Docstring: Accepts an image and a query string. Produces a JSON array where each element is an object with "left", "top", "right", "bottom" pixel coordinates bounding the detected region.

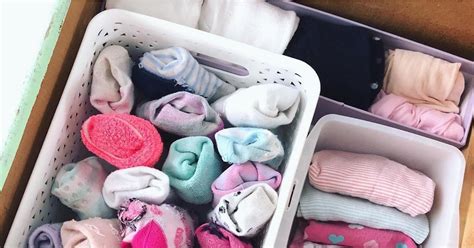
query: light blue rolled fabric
[
  {"left": 139, "top": 46, "right": 236, "bottom": 101},
  {"left": 215, "top": 127, "right": 284, "bottom": 169},
  {"left": 297, "top": 183, "right": 430, "bottom": 244},
  {"left": 51, "top": 157, "right": 115, "bottom": 219},
  {"left": 162, "top": 136, "right": 222, "bottom": 204}
]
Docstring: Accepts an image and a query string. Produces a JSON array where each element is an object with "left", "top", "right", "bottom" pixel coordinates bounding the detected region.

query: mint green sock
[{"left": 162, "top": 136, "right": 222, "bottom": 204}]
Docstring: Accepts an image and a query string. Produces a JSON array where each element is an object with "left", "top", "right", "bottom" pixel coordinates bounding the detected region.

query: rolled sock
[
  {"left": 383, "top": 49, "right": 465, "bottom": 113},
  {"left": 60, "top": 218, "right": 121, "bottom": 248},
  {"left": 297, "top": 185, "right": 429, "bottom": 244},
  {"left": 81, "top": 114, "right": 163, "bottom": 169},
  {"left": 196, "top": 223, "right": 252, "bottom": 248},
  {"left": 139, "top": 47, "right": 236, "bottom": 101},
  {"left": 309, "top": 150, "right": 435, "bottom": 216},
  {"left": 131, "top": 64, "right": 187, "bottom": 99},
  {"left": 91, "top": 45, "right": 134, "bottom": 114},
  {"left": 102, "top": 166, "right": 170, "bottom": 209},
  {"left": 212, "top": 84, "right": 300, "bottom": 129},
  {"left": 211, "top": 161, "right": 281, "bottom": 207},
  {"left": 215, "top": 127, "right": 284, "bottom": 169},
  {"left": 304, "top": 220, "right": 417, "bottom": 248},
  {"left": 370, "top": 91, "right": 464, "bottom": 141},
  {"left": 105, "top": 0, "right": 202, "bottom": 28},
  {"left": 28, "top": 223, "right": 62, "bottom": 248},
  {"left": 284, "top": 16, "right": 385, "bottom": 110},
  {"left": 162, "top": 136, "right": 221, "bottom": 204},
  {"left": 209, "top": 183, "right": 278, "bottom": 237},
  {"left": 51, "top": 157, "right": 114, "bottom": 219},
  {"left": 118, "top": 199, "right": 194, "bottom": 247},
  {"left": 136, "top": 91, "right": 224, "bottom": 137},
  {"left": 198, "top": 0, "right": 299, "bottom": 54}
]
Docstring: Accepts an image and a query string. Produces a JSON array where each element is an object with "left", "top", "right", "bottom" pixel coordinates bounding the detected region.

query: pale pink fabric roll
[
  {"left": 383, "top": 49, "right": 465, "bottom": 113},
  {"left": 370, "top": 91, "right": 464, "bottom": 141},
  {"left": 308, "top": 150, "right": 435, "bottom": 217},
  {"left": 60, "top": 218, "right": 121, "bottom": 248}
]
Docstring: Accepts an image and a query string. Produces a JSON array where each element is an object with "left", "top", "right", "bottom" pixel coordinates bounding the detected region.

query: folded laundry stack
[
  {"left": 295, "top": 150, "right": 435, "bottom": 247},
  {"left": 370, "top": 49, "right": 466, "bottom": 141}
]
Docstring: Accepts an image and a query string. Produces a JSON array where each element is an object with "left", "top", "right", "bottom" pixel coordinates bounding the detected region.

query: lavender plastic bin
[{"left": 271, "top": 1, "right": 474, "bottom": 148}]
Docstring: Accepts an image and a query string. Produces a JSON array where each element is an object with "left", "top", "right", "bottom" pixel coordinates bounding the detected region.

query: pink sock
[
  {"left": 309, "top": 150, "right": 435, "bottom": 217},
  {"left": 196, "top": 223, "right": 252, "bottom": 248},
  {"left": 81, "top": 114, "right": 163, "bottom": 169},
  {"left": 211, "top": 162, "right": 282, "bottom": 206},
  {"left": 304, "top": 220, "right": 417, "bottom": 248}
]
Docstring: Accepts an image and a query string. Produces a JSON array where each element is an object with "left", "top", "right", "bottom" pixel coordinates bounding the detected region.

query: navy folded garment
[
  {"left": 284, "top": 16, "right": 385, "bottom": 110},
  {"left": 131, "top": 64, "right": 187, "bottom": 100}
]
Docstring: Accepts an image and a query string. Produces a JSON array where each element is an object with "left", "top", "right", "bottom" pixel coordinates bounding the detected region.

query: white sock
[
  {"left": 102, "top": 166, "right": 170, "bottom": 209},
  {"left": 209, "top": 183, "right": 278, "bottom": 237}
]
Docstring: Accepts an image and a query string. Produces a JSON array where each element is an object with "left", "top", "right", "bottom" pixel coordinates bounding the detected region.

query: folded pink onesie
[
  {"left": 370, "top": 91, "right": 464, "bottom": 141},
  {"left": 309, "top": 150, "right": 435, "bottom": 217}
]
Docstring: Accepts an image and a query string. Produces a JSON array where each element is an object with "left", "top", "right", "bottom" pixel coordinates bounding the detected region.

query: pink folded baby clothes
[
  {"left": 304, "top": 220, "right": 417, "bottom": 248},
  {"left": 91, "top": 45, "right": 134, "bottom": 114},
  {"left": 196, "top": 223, "right": 252, "bottom": 248},
  {"left": 289, "top": 220, "right": 344, "bottom": 248},
  {"left": 211, "top": 162, "right": 282, "bottom": 207},
  {"left": 383, "top": 49, "right": 465, "bottom": 113},
  {"left": 118, "top": 199, "right": 194, "bottom": 247},
  {"left": 81, "top": 114, "right": 163, "bottom": 169},
  {"left": 309, "top": 150, "right": 435, "bottom": 217},
  {"left": 136, "top": 91, "right": 224, "bottom": 137},
  {"left": 370, "top": 91, "right": 464, "bottom": 141},
  {"left": 60, "top": 218, "right": 121, "bottom": 248}
]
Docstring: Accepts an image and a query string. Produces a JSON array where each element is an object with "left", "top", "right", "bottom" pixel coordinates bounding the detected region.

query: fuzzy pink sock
[
  {"left": 309, "top": 150, "right": 435, "bottom": 217},
  {"left": 211, "top": 162, "right": 281, "bottom": 207},
  {"left": 81, "top": 114, "right": 163, "bottom": 169},
  {"left": 304, "top": 220, "right": 417, "bottom": 248}
]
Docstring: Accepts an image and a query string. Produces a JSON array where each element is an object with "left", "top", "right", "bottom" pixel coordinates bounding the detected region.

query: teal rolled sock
[
  {"left": 298, "top": 183, "right": 430, "bottom": 244},
  {"left": 162, "top": 136, "right": 222, "bottom": 204}
]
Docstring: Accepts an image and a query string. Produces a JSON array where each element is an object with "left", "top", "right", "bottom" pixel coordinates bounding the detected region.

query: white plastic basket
[
  {"left": 278, "top": 114, "right": 466, "bottom": 248},
  {"left": 5, "top": 9, "right": 320, "bottom": 248}
]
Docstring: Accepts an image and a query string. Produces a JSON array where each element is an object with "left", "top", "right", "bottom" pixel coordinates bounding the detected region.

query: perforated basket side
[{"left": 6, "top": 9, "right": 320, "bottom": 247}]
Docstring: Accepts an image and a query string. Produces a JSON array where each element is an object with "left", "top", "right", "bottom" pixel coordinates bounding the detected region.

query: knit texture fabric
[
  {"left": 91, "top": 45, "right": 134, "bottom": 114},
  {"left": 309, "top": 150, "right": 435, "bottom": 217},
  {"left": 81, "top": 114, "right": 163, "bottom": 169},
  {"left": 370, "top": 91, "right": 464, "bottom": 141},
  {"left": 196, "top": 223, "right": 252, "bottom": 248},
  {"left": 211, "top": 161, "right": 281, "bottom": 207},
  {"left": 139, "top": 47, "right": 236, "bottom": 101},
  {"left": 136, "top": 91, "right": 224, "bottom": 137},
  {"left": 131, "top": 64, "right": 187, "bottom": 100},
  {"left": 60, "top": 218, "right": 121, "bottom": 248},
  {"left": 162, "top": 136, "right": 221, "bottom": 204},
  {"left": 298, "top": 185, "right": 429, "bottom": 244},
  {"left": 212, "top": 84, "right": 300, "bottom": 129},
  {"left": 215, "top": 127, "right": 284, "bottom": 169},
  {"left": 209, "top": 183, "right": 278, "bottom": 237},
  {"left": 102, "top": 166, "right": 170, "bottom": 209},
  {"left": 106, "top": 0, "right": 203, "bottom": 28},
  {"left": 198, "top": 0, "right": 299, "bottom": 54},
  {"left": 284, "top": 15, "right": 385, "bottom": 110},
  {"left": 28, "top": 223, "right": 62, "bottom": 248},
  {"left": 304, "top": 220, "right": 417, "bottom": 248},
  {"left": 383, "top": 49, "right": 465, "bottom": 113},
  {"left": 51, "top": 157, "right": 114, "bottom": 219},
  {"left": 118, "top": 199, "right": 194, "bottom": 247}
]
